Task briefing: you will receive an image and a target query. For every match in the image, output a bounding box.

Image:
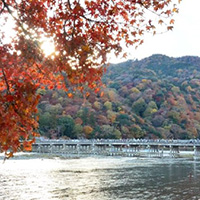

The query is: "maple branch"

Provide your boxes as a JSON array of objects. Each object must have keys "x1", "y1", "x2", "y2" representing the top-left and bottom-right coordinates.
[
  {"x1": 139, "y1": 1, "x2": 174, "y2": 19},
  {"x1": 68, "y1": 0, "x2": 104, "y2": 24},
  {"x1": 0, "y1": 1, "x2": 54, "y2": 83},
  {"x1": 1, "y1": 66, "x2": 25, "y2": 118},
  {"x1": 67, "y1": 0, "x2": 72, "y2": 10},
  {"x1": 1, "y1": 0, "x2": 28, "y2": 36},
  {"x1": 1, "y1": 0, "x2": 12, "y2": 14},
  {"x1": 0, "y1": 4, "x2": 5, "y2": 15},
  {"x1": 1, "y1": 67, "x2": 20, "y2": 114},
  {"x1": 80, "y1": 14, "x2": 102, "y2": 24},
  {"x1": 63, "y1": 20, "x2": 67, "y2": 35},
  {"x1": 1, "y1": 0, "x2": 41, "y2": 49},
  {"x1": 1, "y1": 67, "x2": 10, "y2": 93}
]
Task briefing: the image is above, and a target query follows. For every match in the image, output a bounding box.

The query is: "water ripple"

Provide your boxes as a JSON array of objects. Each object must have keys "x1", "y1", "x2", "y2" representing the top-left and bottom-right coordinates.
[{"x1": 0, "y1": 155, "x2": 200, "y2": 200}]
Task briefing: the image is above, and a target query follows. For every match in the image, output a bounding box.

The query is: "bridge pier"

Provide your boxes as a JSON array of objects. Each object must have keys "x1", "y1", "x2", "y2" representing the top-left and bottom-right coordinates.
[
  {"x1": 79, "y1": 144, "x2": 93, "y2": 154},
  {"x1": 37, "y1": 144, "x2": 50, "y2": 153},
  {"x1": 64, "y1": 144, "x2": 78, "y2": 154},
  {"x1": 128, "y1": 145, "x2": 140, "y2": 157},
  {"x1": 147, "y1": 145, "x2": 159, "y2": 157},
  {"x1": 110, "y1": 144, "x2": 120, "y2": 156},
  {"x1": 147, "y1": 145, "x2": 164, "y2": 158},
  {"x1": 193, "y1": 146, "x2": 200, "y2": 159},
  {"x1": 169, "y1": 145, "x2": 180, "y2": 158}
]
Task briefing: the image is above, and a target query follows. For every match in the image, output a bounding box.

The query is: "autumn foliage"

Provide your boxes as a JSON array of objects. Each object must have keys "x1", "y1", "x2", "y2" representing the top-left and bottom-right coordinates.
[
  {"x1": 37, "y1": 55, "x2": 200, "y2": 141},
  {"x1": 0, "y1": 0, "x2": 180, "y2": 157}
]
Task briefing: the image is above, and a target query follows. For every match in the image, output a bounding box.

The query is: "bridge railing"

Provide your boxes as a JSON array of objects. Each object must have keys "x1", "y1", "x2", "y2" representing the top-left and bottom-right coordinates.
[
  {"x1": 32, "y1": 138, "x2": 200, "y2": 158},
  {"x1": 35, "y1": 138, "x2": 200, "y2": 146}
]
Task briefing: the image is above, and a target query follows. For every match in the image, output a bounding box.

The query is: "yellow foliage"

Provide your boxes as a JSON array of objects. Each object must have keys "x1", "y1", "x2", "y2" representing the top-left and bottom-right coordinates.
[
  {"x1": 142, "y1": 79, "x2": 148, "y2": 83},
  {"x1": 83, "y1": 126, "x2": 93, "y2": 135},
  {"x1": 107, "y1": 110, "x2": 117, "y2": 123},
  {"x1": 186, "y1": 86, "x2": 195, "y2": 92},
  {"x1": 104, "y1": 101, "x2": 112, "y2": 110},
  {"x1": 108, "y1": 90, "x2": 116, "y2": 101},
  {"x1": 137, "y1": 83, "x2": 145, "y2": 90},
  {"x1": 151, "y1": 108, "x2": 158, "y2": 114},
  {"x1": 131, "y1": 87, "x2": 140, "y2": 93},
  {"x1": 93, "y1": 101, "x2": 101, "y2": 110}
]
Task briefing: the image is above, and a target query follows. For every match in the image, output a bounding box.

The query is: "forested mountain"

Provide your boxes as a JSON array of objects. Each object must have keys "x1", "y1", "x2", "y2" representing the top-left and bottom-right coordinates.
[{"x1": 38, "y1": 54, "x2": 200, "y2": 139}]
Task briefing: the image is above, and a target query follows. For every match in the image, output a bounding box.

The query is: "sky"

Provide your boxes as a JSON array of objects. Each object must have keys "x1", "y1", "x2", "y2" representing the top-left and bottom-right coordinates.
[
  {"x1": 109, "y1": 0, "x2": 200, "y2": 63},
  {"x1": 2, "y1": 1, "x2": 199, "y2": 64}
]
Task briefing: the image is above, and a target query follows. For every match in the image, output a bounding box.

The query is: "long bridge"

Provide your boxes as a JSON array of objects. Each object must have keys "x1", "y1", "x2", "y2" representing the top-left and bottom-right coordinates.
[{"x1": 32, "y1": 139, "x2": 200, "y2": 159}]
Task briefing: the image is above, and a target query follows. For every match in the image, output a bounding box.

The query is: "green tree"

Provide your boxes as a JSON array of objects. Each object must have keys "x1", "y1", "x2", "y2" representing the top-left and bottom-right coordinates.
[
  {"x1": 129, "y1": 125, "x2": 146, "y2": 138},
  {"x1": 73, "y1": 124, "x2": 83, "y2": 138},
  {"x1": 100, "y1": 125, "x2": 121, "y2": 139},
  {"x1": 143, "y1": 101, "x2": 158, "y2": 117},
  {"x1": 58, "y1": 116, "x2": 75, "y2": 138},
  {"x1": 39, "y1": 112, "x2": 57, "y2": 137},
  {"x1": 116, "y1": 114, "x2": 131, "y2": 126},
  {"x1": 132, "y1": 98, "x2": 147, "y2": 116},
  {"x1": 104, "y1": 101, "x2": 112, "y2": 111}
]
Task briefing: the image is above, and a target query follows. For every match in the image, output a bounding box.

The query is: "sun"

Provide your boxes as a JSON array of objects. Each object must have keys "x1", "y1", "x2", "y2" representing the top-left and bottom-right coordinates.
[{"x1": 41, "y1": 38, "x2": 56, "y2": 57}]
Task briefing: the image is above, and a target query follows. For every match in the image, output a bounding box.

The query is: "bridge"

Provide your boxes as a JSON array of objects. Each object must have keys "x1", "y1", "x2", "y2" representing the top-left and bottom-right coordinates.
[{"x1": 32, "y1": 139, "x2": 200, "y2": 159}]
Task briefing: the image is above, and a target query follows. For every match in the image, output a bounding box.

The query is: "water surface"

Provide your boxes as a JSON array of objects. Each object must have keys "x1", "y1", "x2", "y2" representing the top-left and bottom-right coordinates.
[{"x1": 0, "y1": 154, "x2": 200, "y2": 200}]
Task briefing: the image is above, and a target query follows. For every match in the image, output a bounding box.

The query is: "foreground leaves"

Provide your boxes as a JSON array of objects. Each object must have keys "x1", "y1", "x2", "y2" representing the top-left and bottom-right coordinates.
[{"x1": 0, "y1": 0, "x2": 180, "y2": 157}]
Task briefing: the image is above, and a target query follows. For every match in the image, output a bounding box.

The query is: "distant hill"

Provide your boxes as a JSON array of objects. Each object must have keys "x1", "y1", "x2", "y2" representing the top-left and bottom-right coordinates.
[{"x1": 38, "y1": 54, "x2": 200, "y2": 139}]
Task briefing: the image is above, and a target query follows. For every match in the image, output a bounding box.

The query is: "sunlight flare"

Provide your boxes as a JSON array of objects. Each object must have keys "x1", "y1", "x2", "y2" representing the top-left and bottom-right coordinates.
[{"x1": 41, "y1": 38, "x2": 56, "y2": 57}]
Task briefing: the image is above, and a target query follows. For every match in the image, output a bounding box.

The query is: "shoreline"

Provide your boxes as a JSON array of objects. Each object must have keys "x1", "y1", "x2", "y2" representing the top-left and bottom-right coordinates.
[{"x1": 1, "y1": 151, "x2": 199, "y2": 161}]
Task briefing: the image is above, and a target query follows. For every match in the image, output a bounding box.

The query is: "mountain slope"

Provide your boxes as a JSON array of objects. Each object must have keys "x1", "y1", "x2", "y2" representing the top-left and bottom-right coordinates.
[{"x1": 38, "y1": 54, "x2": 200, "y2": 139}]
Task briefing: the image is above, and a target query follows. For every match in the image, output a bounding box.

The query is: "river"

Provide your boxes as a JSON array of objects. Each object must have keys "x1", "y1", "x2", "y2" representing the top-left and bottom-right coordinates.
[{"x1": 0, "y1": 154, "x2": 200, "y2": 200}]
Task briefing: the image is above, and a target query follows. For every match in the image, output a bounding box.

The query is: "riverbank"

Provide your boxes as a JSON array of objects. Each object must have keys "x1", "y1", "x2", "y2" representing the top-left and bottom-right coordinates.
[
  {"x1": 0, "y1": 150, "x2": 199, "y2": 161},
  {"x1": 0, "y1": 152, "x2": 82, "y2": 161}
]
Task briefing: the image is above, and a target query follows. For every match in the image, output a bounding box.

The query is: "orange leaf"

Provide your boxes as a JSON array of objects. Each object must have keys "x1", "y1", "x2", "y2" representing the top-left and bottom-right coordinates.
[
  {"x1": 68, "y1": 93, "x2": 73, "y2": 98},
  {"x1": 48, "y1": 85, "x2": 54, "y2": 89},
  {"x1": 57, "y1": 84, "x2": 62, "y2": 89},
  {"x1": 33, "y1": 132, "x2": 40, "y2": 137},
  {"x1": 158, "y1": 20, "x2": 163, "y2": 25},
  {"x1": 172, "y1": 8, "x2": 178, "y2": 13},
  {"x1": 167, "y1": 26, "x2": 173, "y2": 31},
  {"x1": 95, "y1": 88, "x2": 100, "y2": 93},
  {"x1": 170, "y1": 19, "x2": 175, "y2": 24},
  {"x1": 23, "y1": 141, "x2": 32, "y2": 152},
  {"x1": 100, "y1": 91, "x2": 104, "y2": 97},
  {"x1": 5, "y1": 151, "x2": 14, "y2": 158},
  {"x1": 86, "y1": 92, "x2": 90, "y2": 97}
]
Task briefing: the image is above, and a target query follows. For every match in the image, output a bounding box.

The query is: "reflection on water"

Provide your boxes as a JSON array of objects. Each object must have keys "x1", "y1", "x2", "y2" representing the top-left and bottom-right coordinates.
[{"x1": 0, "y1": 154, "x2": 200, "y2": 200}]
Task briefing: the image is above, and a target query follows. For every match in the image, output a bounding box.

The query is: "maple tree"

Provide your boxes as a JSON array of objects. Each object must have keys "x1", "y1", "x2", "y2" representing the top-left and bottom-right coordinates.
[{"x1": 0, "y1": 0, "x2": 180, "y2": 158}]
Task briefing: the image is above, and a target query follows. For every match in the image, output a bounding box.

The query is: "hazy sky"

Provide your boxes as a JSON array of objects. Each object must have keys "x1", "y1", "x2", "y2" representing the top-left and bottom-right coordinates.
[{"x1": 109, "y1": 0, "x2": 200, "y2": 63}]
